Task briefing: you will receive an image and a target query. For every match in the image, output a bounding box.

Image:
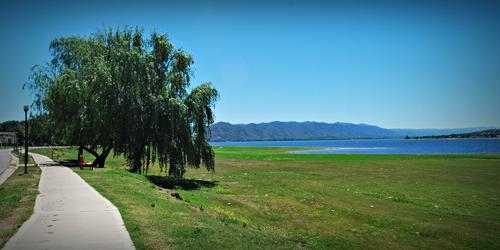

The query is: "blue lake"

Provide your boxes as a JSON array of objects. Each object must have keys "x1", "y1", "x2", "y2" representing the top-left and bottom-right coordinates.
[{"x1": 210, "y1": 138, "x2": 500, "y2": 154}]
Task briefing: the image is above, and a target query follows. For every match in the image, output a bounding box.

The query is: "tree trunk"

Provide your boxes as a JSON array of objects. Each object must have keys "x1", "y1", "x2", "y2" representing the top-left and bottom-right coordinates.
[
  {"x1": 91, "y1": 145, "x2": 112, "y2": 168},
  {"x1": 130, "y1": 157, "x2": 142, "y2": 174},
  {"x1": 168, "y1": 163, "x2": 185, "y2": 179},
  {"x1": 77, "y1": 145, "x2": 84, "y2": 160}
]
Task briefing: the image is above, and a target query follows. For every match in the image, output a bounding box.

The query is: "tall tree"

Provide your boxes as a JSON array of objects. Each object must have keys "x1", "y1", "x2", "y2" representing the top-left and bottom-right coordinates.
[{"x1": 28, "y1": 27, "x2": 218, "y2": 177}]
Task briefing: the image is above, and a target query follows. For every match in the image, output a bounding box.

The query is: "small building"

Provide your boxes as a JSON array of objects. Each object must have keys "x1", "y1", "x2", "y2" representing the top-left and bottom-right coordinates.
[{"x1": 0, "y1": 132, "x2": 17, "y2": 146}]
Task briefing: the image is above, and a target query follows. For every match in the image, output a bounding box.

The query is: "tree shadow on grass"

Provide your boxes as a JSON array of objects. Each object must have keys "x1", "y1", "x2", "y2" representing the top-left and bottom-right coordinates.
[
  {"x1": 57, "y1": 160, "x2": 95, "y2": 170},
  {"x1": 58, "y1": 160, "x2": 80, "y2": 167},
  {"x1": 38, "y1": 162, "x2": 62, "y2": 167},
  {"x1": 147, "y1": 175, "x2": 217, "y2": 190}
]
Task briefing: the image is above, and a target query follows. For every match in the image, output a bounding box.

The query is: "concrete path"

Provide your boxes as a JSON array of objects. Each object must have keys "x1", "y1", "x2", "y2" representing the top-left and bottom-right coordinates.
[
  {"x1": 4, "y1": 153, "x2": 134, "y2": 250},
  {"x1": 0, "y1": 149, "x2": 12, "y2": 175},
  {"x1": 0, "y1": 149, "x2": 18, "y2": 186}
]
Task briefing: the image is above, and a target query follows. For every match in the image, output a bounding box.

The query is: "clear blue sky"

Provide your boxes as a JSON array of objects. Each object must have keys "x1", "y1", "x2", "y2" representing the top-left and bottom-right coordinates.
[{"x1": 1, "y1": 0, "x2": 499, "y2": 129}]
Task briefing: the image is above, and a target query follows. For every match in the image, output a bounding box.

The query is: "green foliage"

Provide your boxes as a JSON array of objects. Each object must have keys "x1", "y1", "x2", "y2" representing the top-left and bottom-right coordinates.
[
  {"x1": 0, "y1": 121, "x2": 19, "y2": 133},
  {"x1": 0, "y1": 115, "x2": 59, "y2": 146},
  {"x1": 27, "y1": 26, "x2": 218, "y2": 177}
]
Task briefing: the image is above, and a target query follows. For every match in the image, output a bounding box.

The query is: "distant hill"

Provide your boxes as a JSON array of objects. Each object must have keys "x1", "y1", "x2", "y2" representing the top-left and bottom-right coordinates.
[
  {"x1": 209, "y1": 121, "x2": 496, "y2": 141},
  {"x1": 409, "y1": 129, "x2": 500, "y2": 139},
  {"x1": 210, "y1": 121, "x2": 399, "y2": 141}
]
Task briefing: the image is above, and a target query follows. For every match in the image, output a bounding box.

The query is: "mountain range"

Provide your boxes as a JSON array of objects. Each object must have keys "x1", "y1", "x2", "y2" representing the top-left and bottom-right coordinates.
[{"x1": 209, "y1": 121, "x2": 496, "y2": 141}]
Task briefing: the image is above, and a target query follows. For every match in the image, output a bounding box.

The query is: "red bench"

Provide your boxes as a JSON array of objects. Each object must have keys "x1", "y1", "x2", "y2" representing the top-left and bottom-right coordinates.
[{"x1": 79, "y1": 155, "x2": 94, "y2": 171}]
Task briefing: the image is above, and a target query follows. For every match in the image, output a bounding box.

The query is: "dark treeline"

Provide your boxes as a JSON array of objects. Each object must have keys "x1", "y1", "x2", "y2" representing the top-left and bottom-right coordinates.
[
  {"x1": 0, "y1": 114, "x2": 65, "y2": 146},
  {"x1": 407, "y1": 129, "x2": 500, "y2": 139}
]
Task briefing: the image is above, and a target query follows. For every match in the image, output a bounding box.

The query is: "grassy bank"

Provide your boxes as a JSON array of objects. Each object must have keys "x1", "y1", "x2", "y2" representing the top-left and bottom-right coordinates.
[
  {"x1": 0, "y1": 154, "x2": 40, "y2": 248},
  {"x1": 31, "y1": 147, "x2": 500, "y2": 249}
]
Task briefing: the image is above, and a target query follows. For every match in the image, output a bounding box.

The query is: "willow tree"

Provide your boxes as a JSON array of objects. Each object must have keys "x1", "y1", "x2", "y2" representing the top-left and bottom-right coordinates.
[{"x1": 28, "y1": 27, "x2": 218, "y2": 177}]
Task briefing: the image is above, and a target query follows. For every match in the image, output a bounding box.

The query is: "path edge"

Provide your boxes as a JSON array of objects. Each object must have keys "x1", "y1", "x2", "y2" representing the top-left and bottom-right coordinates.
[{"x1": 0, "y1": 150, "x2": 19, "y2": 186}]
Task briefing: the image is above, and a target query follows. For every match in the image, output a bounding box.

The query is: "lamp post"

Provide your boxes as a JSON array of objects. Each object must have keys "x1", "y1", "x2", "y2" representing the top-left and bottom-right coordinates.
[{"x1": 23, "y1": 105, "x2": 29, "y2": 175}]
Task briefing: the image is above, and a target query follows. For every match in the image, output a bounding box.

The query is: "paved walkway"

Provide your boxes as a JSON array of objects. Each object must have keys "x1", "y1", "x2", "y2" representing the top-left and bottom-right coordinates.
[
  {"x1": 4, "y1": 153, "x2": 134, "y2": 250},
  {"x1": 0, "y1": 149, "x2": 17, "y2": 186}
]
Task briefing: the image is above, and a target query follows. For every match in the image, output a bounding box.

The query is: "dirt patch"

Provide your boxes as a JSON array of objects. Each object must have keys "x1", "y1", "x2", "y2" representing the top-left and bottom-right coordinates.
[
  {"x1": 0, "y1": 219, "x2": 13, "y2": 230},
  {"x1": 231, "y1": 196, "x2": 260, "y2": 210},
  {"x1": 19, "y1": 196, "x2": 30, "y2": 203},
  {"x1": 227, "y1": 181, "x2": 239, "y2": 187},
  {"x1": 0, "y1": 205, "x2": 27, "y2": 231}
]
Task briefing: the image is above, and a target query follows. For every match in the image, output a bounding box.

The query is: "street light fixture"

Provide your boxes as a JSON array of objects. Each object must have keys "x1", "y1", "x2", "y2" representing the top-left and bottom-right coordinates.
[{"x1": 23, "y1": 105, "x2": 29, "y2": 175}]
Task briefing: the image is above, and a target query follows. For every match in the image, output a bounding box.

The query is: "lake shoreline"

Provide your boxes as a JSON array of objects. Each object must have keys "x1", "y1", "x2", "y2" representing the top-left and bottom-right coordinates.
[
  {"x1": 212, "y1": 138, "x2": 500, "y2": 154},
  {"x1": 211, "y1": 137, "x2": 500, "y2": 143}
]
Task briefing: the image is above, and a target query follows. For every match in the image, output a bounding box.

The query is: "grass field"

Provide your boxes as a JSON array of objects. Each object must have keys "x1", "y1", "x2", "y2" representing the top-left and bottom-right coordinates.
[
  {"x1": 31, "y1": 147, "x2": 500, "y2": 249},
  {"x1": 0, "y1": 154, "x2": 40, "y2": 248}
]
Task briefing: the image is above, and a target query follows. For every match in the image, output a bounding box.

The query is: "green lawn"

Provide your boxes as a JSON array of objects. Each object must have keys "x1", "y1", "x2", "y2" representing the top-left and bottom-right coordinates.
[
  {"x1": 31, "y1": 147, "x2": 500, "y2": 249},
  {"x1": 12, "y1": 151, "x2": 35, "y2": 165},
  {"x1": 0, "y1": 155, "x2": 40, "y2": 248}
]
